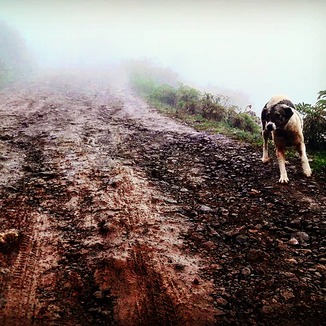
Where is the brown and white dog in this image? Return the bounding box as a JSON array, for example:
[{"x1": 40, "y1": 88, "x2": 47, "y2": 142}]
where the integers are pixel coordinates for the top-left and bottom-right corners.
[{"x1": 261, "y1": 95, "x2": 312, "y2": 183}]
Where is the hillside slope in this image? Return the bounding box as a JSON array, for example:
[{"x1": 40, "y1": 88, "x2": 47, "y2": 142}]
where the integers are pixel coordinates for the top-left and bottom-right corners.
[{"x1": 0, "y1": 73, "x2": 325, "y2": 325}]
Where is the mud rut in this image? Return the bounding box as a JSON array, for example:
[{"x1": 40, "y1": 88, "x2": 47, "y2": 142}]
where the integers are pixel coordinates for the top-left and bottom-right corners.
[{"x1": 0, "y1": 74, "x2": 325, "y2": 326}]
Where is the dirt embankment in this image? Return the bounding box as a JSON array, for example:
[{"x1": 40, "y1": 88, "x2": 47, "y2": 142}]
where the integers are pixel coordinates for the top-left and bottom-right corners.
[{"x1": 0, "y1": 73, "x2": 325, "y2": 326}]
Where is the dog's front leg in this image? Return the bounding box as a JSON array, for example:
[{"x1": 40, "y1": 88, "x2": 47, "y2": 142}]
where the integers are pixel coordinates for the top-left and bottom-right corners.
[
  {"x1": 262, "y1": 129, "x2": 270, "y2": 163},
  {"x1": 297, "y1": 143, "x2": 312, "y2": 177},
  {"x1": 276, "y1": 147, "x2": 289, "y2": 183}
]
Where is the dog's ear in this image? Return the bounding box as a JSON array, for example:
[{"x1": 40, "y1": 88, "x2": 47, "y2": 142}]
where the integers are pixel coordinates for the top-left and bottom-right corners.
[
  {"x1": 261, "y1": 106, "x2": 269, "y2": 129},
  {"x1": 281, "y1": 105, "x2": 294, "y2": 120},
  {"x1": 261, "y1": 104, "x2": 268, "y2": 121}
]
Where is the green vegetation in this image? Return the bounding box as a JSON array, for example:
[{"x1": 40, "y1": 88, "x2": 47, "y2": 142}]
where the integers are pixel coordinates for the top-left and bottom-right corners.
[
  {"x1": 296, "y1": 91, "x2": 326, "y2": 173},
  {"x1": 126, "y1": 59, "x2": 325, "y2": 174},
  {"x1": 0, "y1": 21, "x2": 34, "y2": 88},
  {"x1": 296, "y1": 91, "x2": 326, "y2": 150},
  {"x1": 310, "y1": 150, "x2": 326, "y2": 174},
  {"x1": 127, "y1": 61, "x2": 261, "y2": 144}
]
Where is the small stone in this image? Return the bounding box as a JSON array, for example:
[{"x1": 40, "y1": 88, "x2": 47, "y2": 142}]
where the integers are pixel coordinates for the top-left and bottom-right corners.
[
  {"x1": 261, "y1": 305, "x2": 273, "y2": 314},
  {"x1": 220, "y1": 208, "x2": 229, "y2": 216},
  {"x1": 249, "y1": 188, "x2": 261, "y2": 196},
  {"x1": 211, "y1": 264, "x2": 223, "y2": 270},
  {"x1": 241, "y1": 267, "x2": 251, "y2": 276},
  {"x1": 203, "y1": 241, "x2": 216, "y2": 250},
  {"x1": 285, "y1": 258, "x2": 298, "y2": 264},
  {"x1": 164, "y1": 197, "x2": 178, "y2": 204},
  {"x1": 316, "y1": 264, "x2": 326, "y2": 273},
  {"x1": 289, "y1": 238, "x2": 299, "y2": 245},
  {"x1": 315, "y1": 272, "x2": 322, "y2": 278},
  {"x1": 282, "y1": 272, "x2": 298, "y2": 282},
  {"x1": 88, "y1": 307, "x2": 99, "y2": 313},
  {"x1": 200, "y1": 205, "x2": 212, "y2": 212},
  {"x1": 289, "y1": 219, "x2": 301, "y2": 227},
  {"x1": 296, "y1": 231, "x2": 309, "y2": 243},
  {"x1": 48, "y1": 304, "x2": 61, "y2": 313},
  {"x1": 297, "y1": 249, "x2": 312, "y2": 255},
  {"x1": 280, "y1": 289, "x2": 295, "y2": 300},
  {"x1": 0, "y1": 229, "x2": 20, "y2": 246},
  {"x1": 100, "y1": 310, "x2": 111, "y2": 317},
  {"x1": 216, "y1": 297, "x2": 228, "y2": 306}
]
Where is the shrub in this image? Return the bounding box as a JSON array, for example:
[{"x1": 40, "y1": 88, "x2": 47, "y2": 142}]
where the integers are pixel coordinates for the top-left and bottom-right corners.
[
  {"x1": 127, "y1": 64, "x2": 261, "y2": 143},
  {"x1": 177, "y1": 84, "x2": 201, "y2": 114},
  {"x1": 202, "y1": 102, "x2": 227, "y2": 121},
  {"x1": 296, "y1": 91, "x2": 326, "y2": 150},
  {"x1": 151, "y1": 84, "x2": 177, "y2": 107}
]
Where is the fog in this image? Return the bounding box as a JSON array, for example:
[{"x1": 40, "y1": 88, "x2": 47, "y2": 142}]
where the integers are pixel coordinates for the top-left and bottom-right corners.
[{"x1": 1, "y1": 0, "x2": 325, "y2": 111}]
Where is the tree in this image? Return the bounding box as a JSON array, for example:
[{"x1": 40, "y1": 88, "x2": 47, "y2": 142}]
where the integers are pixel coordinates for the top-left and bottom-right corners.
[{"x1": 0, "y1": 21, "x2": 34, "y2": 87}]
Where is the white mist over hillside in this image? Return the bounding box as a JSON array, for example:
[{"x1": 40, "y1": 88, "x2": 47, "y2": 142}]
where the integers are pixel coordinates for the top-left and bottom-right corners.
[{"x1": 1, "y1": 0, "x2": 325, "y2": 112}]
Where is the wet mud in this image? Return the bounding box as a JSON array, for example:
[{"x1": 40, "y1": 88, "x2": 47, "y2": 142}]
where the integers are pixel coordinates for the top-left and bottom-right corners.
[{"x1": 0, "y1": 73, "x2": 325, "y2": 325}]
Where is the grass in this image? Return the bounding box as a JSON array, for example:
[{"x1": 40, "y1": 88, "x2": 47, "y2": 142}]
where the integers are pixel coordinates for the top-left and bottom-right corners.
[
  {"x1": 155, "y1": 105, "x2": 262, "y2": 144},
  {"x1": 155, "y1": 104, "x2": 326, "y2": 175},
  {"x1": 128, "y1": 72, "x2": 325, "y2": 176},
  {"x1": 310, "y1": 151, "x2": 326, "y2": 174}
]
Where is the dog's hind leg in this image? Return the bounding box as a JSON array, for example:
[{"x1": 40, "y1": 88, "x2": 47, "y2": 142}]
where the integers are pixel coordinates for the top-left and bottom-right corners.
[
  {"x1": 297, "y1": 143, "x2": 312, "y2": 177},
  {"x1": 276, "y1": 147, "x2": 289, "y2": 183},
  {"x1": 262, "y1": 130, "x2": 270, "y2": 163}
]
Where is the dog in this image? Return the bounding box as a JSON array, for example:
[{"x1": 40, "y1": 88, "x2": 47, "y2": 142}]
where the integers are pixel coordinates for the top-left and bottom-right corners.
[{"x1": 261, "y1": 95, "x2": 312, "y2": 183}]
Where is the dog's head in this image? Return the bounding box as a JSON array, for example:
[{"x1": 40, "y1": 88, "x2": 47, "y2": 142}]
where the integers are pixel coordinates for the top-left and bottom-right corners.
[{"x1": 261, "y1": 99, "x2": 294, "y2": 131}]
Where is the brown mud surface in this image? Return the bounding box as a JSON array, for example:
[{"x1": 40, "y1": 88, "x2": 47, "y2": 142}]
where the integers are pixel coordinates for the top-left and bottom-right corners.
[{"x1": 0, "y1": 73, "x2": 325, "y2": 325}]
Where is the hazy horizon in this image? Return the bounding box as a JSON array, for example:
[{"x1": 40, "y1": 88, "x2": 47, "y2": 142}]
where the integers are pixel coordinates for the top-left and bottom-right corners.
[{"x1": 1, "y1": 0, "x2": 325, "y2": 112}]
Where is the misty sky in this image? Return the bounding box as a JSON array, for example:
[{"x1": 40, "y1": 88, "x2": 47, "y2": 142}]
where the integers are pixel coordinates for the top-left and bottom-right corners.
[{"x1": 0, "y1": 0, "x2": 325, "y2": 111}]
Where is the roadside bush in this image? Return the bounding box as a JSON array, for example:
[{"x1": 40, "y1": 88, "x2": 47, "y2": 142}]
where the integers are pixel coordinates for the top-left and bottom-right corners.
[
  {"x1": 130, "y1": 74, "x2": 177, "y2": 109},
  {"x1": 128, "y1": 66, "x2": 261, "y2": 143},
  {"x1": 202, "y1": 102, "x2": 227, "y2": 121},
  {"x1": 177, "y1": 84, "x2": 201, "y2": 114},
  {"x1": 227, "y1": 112, "x2": 260, "y2": 134},
  {"x1": 296, "y1": 91, "x2": 326, "y2": 150},
  {"x1": 151, "y1": 84, "x2": 178, "y2": 107},
  {"x1": 129, "y1": 74, "x2": 155, "y2": 96}
]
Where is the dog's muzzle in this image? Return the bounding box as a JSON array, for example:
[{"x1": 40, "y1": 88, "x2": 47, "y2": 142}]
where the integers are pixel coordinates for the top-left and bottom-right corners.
[{"x1": 266, "y1": 122, "x2": 276, "y2": 131}]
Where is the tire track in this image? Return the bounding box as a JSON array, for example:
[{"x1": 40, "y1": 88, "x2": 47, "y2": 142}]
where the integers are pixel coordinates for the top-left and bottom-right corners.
[
  {"x1": 0, "y1": 209, "x2": 60, "y2": 325},
  {"x1": 1, "y1": 232, "x2": 38, "y2": 325},
  {"x1": 129, "y1": 247, "x2": 179, "y2": 326}
]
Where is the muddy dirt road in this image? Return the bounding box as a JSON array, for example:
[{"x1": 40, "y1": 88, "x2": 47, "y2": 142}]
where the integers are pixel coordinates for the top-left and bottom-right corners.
[{"x1": 0, "y1": 73, "x2": 325, "y2": 325}]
